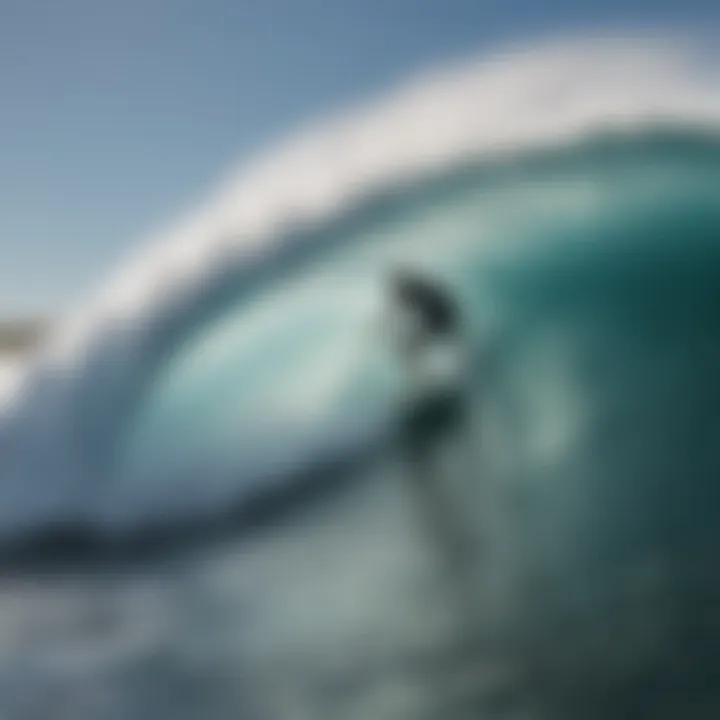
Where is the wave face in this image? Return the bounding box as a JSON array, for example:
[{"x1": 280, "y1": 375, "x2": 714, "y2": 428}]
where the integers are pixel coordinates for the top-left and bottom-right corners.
[{"x1": 2, "y1": 35, "x2": 720, "y2": 543}]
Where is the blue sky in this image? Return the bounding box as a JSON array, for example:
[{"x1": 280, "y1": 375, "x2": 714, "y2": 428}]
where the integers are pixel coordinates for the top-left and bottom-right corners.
[{"x1": 0, "y1": 0, "x2": 717, "y2": 316}]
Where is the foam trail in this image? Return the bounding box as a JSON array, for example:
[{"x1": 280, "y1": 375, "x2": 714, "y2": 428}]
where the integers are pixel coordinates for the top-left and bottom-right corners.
[{"x1": 1, "y1": 33, "x2": 720, "y2": 543}]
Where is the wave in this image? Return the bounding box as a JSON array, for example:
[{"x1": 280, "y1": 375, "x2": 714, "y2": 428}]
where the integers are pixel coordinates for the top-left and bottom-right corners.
[{"x1": 2, "y1": 33, "x2": 720, "y2": 551}]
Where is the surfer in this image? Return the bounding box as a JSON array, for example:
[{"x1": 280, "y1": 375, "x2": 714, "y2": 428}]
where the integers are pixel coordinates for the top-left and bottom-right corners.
[
  {"x1": 385, "y1": 268, "x2": 464, "y2": 397},
  {"x1": 384, "y1": 267, "x2": 469, "y2": 528},
  {"x1": 389, "y1": 269, "x2": 459, "y2": 351}
]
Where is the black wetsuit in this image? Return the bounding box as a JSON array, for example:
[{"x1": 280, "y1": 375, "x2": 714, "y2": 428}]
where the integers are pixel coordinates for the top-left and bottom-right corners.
[
  {"x1": 391, "y1": 273, "x2": 459, "y2": 344},
  {"x1": 389, "y1": 271, "x2": 465, "y2": 450}
]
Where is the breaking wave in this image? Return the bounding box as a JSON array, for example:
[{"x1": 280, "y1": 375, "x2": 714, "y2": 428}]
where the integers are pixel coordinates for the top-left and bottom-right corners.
[{"x1": 1, "y1": 33, "x2": 720, "y2": 549}]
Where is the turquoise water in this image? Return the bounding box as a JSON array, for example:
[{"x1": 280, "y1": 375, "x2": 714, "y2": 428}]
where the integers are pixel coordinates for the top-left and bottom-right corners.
[{"x1": 115, "y1": 130, "x2": 720, "y2": 522}]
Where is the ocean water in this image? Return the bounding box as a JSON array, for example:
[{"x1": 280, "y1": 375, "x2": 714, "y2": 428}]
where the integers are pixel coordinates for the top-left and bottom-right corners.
[{"x1": 1, "y1": 36, "x2": 720, "y2": 719}]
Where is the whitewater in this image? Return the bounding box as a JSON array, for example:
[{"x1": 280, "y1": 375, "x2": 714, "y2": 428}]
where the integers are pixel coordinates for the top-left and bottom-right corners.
[{"x1": 1, "y1": 32, "x2": 720, "y2": 546}]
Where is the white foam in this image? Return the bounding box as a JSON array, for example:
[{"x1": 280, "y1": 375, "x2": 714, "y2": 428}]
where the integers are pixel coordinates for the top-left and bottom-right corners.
[{"x1": 0, "y1": 357, "x2": 25, "y2": 408}]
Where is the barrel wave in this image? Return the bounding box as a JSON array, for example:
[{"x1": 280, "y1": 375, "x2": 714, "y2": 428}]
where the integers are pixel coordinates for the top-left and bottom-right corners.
[{"x1": 1, "y1": 35, "x2": 720, "y2": 548}]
